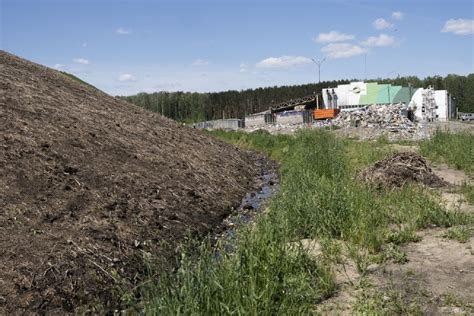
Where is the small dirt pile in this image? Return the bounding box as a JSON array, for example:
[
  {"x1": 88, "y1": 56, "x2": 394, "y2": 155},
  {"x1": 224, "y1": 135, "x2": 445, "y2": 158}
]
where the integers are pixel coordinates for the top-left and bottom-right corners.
[
  {"x1": 0, "y1": 51, "x2": 270, "y2": 314},
  {"x1": 358, "y1": 152, "x2": 446, "y2": 188}
]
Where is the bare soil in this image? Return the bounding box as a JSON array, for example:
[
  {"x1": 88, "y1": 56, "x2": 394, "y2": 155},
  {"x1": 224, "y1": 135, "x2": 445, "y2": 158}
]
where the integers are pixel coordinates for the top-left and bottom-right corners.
[
  {"x1": 373, "y1": 228, "x2": 474, "y2": 314},
  {"x1": 0, "y1": 51, "x2": 272, "y2": 314},
  {"x1": 433, "y1": 164, "x2": 472, "y2": 186}
]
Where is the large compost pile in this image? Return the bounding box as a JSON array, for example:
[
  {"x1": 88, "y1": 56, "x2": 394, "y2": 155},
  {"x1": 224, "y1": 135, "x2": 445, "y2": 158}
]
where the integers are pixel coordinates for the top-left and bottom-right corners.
[{"x1": 0, "y1": 51, "x2": 269, "y2": 313}]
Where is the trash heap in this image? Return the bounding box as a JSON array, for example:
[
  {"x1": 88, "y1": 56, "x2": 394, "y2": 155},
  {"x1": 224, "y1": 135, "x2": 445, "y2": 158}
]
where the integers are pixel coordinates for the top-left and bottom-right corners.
[
  {"x1": 246, "y1": 122, "x2": 307, "y2": 135},
  {"x1": 357, "y1": 152, "x2": 446, "y2": 189},
  {"x1": 334, "y1": 103, "x2": 413, "y2": 129},
  {"x1": 332, "y1": 103, "x2": 423, "y2": 140}
]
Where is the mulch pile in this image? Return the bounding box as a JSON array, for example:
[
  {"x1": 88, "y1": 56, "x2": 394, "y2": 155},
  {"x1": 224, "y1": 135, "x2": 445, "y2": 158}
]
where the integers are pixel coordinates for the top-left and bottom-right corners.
[
  {"x1": 358, "y1": 152, "x2": 446, "y2": 188},
  {"x1": 0, "y1": 51, "x2": 271, "y2": 313}
]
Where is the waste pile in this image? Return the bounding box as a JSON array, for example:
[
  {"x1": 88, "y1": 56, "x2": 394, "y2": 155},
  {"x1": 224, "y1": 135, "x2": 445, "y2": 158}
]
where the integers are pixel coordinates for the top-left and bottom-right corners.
[
  {"x1": 243, "y1": 104, "x2": 433, "y2": 139},
  {"x1": 358, "y1": 152, "x2": 446, "y2": 189},
  {"x1": 332, "y1": 103, "x2": 422, "y2": 140},
  {"x1": 246, "y1": 123, "x2": 308, "y2": 134}
]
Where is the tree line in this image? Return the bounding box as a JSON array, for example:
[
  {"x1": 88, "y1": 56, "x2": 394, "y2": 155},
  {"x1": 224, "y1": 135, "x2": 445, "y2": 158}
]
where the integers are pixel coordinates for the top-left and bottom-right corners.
[{"x1": 119, "y1": 74, "x2": 474, "y2": 122}]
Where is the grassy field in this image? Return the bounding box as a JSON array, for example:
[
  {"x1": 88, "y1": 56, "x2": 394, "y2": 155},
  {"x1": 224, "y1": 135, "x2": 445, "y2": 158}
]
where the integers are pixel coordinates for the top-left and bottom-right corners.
[
  {"x1": 143, "y1": 129, "x2": 472, "y2": 314},
  {"x1": 420, "y1": 129, "x2": 473, "y2": 175}
]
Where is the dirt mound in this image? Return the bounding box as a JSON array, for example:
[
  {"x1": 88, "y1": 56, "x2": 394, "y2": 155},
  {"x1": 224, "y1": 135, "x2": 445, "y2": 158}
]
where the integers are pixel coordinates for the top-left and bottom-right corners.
[
  {"x1": 0, "y1": 51, "x2": 269, "y2": 313},
  {"x1": 358, "y1": 152, "x2": 446, "y2": 188}
]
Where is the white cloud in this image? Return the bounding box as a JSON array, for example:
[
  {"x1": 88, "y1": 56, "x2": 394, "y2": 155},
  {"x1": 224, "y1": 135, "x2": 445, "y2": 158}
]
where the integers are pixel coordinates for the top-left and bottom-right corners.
[
  {"x1": 73, "y1": 58, "x2": 90, "y2": 65},
  {"x1": 314, "y1": 31, "x2": 355, "y2": 43},
  {"x1": 53, "y1": 64, "x2": 63, "y2": 69},
  {"x1": 118, "y1": 74, "x2": 137, "y2": 82},
  {"x1": 392, "y1": 11, "x2": 404, "y2": 20},
  {"x1": 82, "y1": 42, "x2": 88, "y2": 47},
  {"x1": 116, "y1": 27, "x2": 132, "y2": 35},
  {"x1": 239, "y1": 63, "x2": 249, "y2": 72},
  {"x1": 441, "y1": 19, "x2": 474, "y2": 35},
  {"x1": 255, "y1": 56, "x2": 312, "y2": 68},
  {"x1": 373, "y1": 18, "x2": 393, "y2": 30},
  {"x1": 321, "y1": 43, "x2": 368, "y2": 59},
  {"x1": 192, "y1": 59, "x2": 209, "y2": 66},
  {"x1": 361, "y1": 34, "x2": 396, "y2": 47}
]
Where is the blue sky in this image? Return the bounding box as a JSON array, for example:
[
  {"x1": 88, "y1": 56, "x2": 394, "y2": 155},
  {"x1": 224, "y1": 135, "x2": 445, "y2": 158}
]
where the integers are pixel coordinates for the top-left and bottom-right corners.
[{"x1": 2, "y1": 0, "x2": 473, "y2": 95}]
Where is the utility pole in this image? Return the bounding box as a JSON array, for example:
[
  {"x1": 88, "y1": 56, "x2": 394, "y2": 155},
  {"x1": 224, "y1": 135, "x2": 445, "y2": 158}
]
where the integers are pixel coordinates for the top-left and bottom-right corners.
[{"x1": 311, "y1": 58, "x2": 326, "y2": 83}]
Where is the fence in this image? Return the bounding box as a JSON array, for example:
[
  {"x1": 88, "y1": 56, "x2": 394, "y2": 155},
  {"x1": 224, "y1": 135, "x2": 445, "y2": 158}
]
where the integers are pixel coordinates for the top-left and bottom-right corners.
[
  {"x1": 194, "y1": 119, "x2": 244, "y2": 130},
  {"x1": 245, "y1": 113, "x2": 275, "y2": 128}
]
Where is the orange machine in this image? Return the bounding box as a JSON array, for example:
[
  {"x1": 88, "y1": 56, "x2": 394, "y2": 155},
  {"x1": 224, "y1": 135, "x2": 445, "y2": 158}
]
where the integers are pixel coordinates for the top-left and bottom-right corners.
[{"x1": 313, "y1": 109, "x2": 340, "y2": 120}]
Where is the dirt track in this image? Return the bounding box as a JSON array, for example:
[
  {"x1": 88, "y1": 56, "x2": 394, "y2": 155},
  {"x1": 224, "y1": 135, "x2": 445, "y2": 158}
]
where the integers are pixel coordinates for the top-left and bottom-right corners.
[{"x1": 0, "y1": 51, "x2": 271, "y2": 313}]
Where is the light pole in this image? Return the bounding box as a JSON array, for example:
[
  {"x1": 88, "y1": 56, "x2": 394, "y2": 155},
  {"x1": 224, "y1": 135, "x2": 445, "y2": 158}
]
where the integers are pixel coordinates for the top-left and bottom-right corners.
[
  {"x1": 364, "y1": 53, "x2": 367, "y2": 80},
  {"x1": 311, "y1": 58, "x2": 326, "y2": 83}
]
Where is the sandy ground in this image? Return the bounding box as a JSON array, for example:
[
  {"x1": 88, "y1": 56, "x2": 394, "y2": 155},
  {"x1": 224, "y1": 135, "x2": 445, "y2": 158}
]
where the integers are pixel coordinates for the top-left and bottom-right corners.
[
  {"x1": 433, "y1": 164, "x2": 472, "y2": 186},
  {"x1": 374, "y1": 228, "x2": 474, "y2": 314}
]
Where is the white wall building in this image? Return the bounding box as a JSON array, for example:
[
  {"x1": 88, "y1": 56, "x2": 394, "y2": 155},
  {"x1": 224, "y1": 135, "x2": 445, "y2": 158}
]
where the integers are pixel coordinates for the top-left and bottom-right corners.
[{"x1": 322, "y1": 82, "x2": 455, "y2": 122}]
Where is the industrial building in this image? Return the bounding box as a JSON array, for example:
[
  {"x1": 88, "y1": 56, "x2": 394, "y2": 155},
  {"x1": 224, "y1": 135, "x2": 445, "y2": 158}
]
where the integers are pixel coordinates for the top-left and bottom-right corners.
[
  {"x1": 196, "y1": 81, "x2": 455, "y2": 131},
  {"x1": 321, "y1": 82, "x2": 455, "y2": 122},
  {"x1": 244, "y1": 112, "x2": 275, "y2": 128}
]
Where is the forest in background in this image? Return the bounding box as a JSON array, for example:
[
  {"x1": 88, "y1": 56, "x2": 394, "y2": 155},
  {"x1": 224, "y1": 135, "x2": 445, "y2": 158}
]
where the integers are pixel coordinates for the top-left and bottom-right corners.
[{"x1": 119, "y1": 74, "x2": 474, "y2": 123}]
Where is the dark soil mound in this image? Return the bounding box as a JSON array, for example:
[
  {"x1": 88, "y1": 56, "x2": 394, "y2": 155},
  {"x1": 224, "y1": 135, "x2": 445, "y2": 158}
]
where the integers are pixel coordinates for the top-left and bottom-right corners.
[
  {"x1": 0, "y1": 51, "x2": 268, "y2": 313},
  {"x1": 358, "y1": 152, "x2": 446, "y2": 188}
]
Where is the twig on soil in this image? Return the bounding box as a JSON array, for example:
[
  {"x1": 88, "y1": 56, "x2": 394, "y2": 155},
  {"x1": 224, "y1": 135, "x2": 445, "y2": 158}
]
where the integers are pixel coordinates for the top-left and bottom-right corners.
[
  {"x1": 73, "y1": 177, "x2": 81, "y2": 186},
  {"x1": 88, "y1": 258, "x2": 119, "y2": 282}
]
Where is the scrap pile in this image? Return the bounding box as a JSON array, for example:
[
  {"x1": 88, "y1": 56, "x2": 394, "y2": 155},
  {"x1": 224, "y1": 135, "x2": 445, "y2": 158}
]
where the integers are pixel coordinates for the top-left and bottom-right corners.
[
  {"x1": 333, "y1": 104, "x2": 421, "y2": 140},
  {"x1": 358, "y1": 152, "x2": 446, "y2": 189},
  {"x1": 333, "y1": 104, "x2": 412, "y2": 129},
  {"x1": 246, "y1": 123, "x2": 307, "y2": 134}
]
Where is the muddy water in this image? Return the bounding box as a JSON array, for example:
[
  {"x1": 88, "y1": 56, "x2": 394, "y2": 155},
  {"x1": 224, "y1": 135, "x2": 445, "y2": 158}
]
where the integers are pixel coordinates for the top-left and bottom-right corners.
[{"x1": 214, "y1": 162, "x2": 280, "y2": 246}]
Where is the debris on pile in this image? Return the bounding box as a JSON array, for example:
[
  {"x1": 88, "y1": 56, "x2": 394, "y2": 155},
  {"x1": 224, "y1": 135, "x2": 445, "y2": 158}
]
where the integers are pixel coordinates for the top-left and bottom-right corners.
[
  {"x1": 333, "y1": 104, "x2": 424, "y2": 140},
  {"x1": 333, "y1": 103, "x2": 413, "y2": 129},
  {"x1": 246, "y1": 123, "x2": 306, "y2": 134},
  {"x1": 358, "y1": 152, "x2": 446, "y2": 189},
  {"x1": 0, "y1": 51, "x2": 271, "y2": 314}
]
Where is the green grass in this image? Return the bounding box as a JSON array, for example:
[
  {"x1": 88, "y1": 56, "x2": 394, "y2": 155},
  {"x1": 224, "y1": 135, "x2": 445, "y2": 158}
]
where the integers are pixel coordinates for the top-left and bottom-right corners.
[
  {"x1": 461, "y1": 183, "x2": 474, "y2": 204},
  {"x1": 205, "y1": 129, "x2": 292, "y2": 161},
  {"x1": 354, "y1": 285, "x2": 424, "y2": 315},
  {"x1": 419, "y1": 129, "x2": 473, "y2": 174},
  {"x1": 343, "y1": 137, "x2": 395, "y2": 172},
  {"x1": 146, "y1": 229, "x2": 336, "y2": 314},
  {"x1": 442, "y1": 226, "x2": 473, "y2": 243},
  {"x1": 143, "y1": 129, "x2": 469, "y2": 314}
]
